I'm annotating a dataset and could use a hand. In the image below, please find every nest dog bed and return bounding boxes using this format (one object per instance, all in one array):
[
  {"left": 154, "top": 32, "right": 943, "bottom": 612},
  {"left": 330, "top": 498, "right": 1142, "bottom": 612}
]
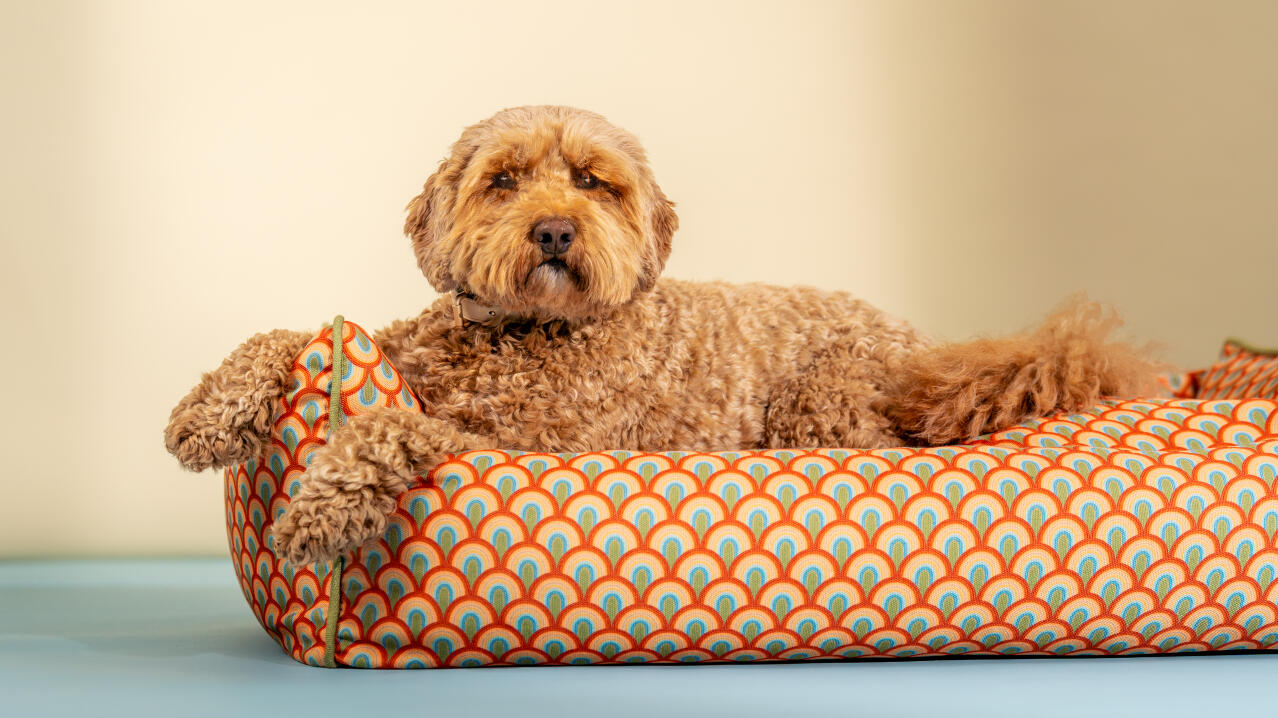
[{"left": 225, "top": 319, "right": 1278, "bottom": 667}]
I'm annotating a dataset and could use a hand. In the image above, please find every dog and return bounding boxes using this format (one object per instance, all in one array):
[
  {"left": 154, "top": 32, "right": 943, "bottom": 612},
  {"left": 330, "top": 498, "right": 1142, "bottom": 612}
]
[{"left": 165, "top": 105, "right": 1156, "bottom": 565}]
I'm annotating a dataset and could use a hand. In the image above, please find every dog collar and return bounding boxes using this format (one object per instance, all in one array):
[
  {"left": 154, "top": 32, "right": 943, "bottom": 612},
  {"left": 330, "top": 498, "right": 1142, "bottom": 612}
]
[{"left": 453, "top": 288, "right": 509, "bottom": 328}]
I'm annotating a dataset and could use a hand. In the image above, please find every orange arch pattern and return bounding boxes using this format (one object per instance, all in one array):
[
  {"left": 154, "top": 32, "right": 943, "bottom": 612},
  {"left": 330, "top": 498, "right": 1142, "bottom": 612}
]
[
  {"left": 226, "top": 321, "right": 1278, "bottom": 667},
  {"left": 1197, "top": 341, "right": 1278, "bottom": 400}
]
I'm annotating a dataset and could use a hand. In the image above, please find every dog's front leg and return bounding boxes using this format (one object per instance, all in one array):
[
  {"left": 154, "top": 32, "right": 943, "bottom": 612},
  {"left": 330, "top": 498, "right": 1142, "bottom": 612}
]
[
  {"left": 165, "top": 329, "right": 313, "bottom": 471},
  {"left": 270, "top": 407, "right": 491, "bottom": 565}
]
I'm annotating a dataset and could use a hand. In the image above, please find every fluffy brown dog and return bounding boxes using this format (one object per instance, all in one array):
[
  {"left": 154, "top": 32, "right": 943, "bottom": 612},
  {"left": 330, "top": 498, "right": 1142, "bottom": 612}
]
[{"left": 165, "top": 106, "right": 1156, "bottom": 565}]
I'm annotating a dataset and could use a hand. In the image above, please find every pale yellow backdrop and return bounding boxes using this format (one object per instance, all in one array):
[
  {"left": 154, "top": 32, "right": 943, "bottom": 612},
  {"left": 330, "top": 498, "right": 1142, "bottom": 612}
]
[{"left": 3, "top": 1, "right": 1275, "bottom": 557}]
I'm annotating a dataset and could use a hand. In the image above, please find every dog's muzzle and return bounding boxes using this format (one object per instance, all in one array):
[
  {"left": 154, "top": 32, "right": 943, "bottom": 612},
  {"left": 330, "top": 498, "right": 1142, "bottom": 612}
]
[{"left": 531, "top": 217, "right": 576, "bottom": 257}]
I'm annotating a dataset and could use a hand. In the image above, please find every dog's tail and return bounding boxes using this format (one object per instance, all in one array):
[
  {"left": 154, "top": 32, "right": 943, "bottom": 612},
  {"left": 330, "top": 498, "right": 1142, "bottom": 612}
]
[{"left": 882, "top": 297, "right": 1161, "bottom": 446}]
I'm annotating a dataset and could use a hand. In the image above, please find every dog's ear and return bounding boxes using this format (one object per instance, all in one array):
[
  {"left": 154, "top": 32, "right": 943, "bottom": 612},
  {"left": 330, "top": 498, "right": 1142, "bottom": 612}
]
[
  {"left": 405, "top": 149, "right": 472, "bottom": 292},
  {"left": 638, "top": 184, "right": 677, "bottom": 293}
]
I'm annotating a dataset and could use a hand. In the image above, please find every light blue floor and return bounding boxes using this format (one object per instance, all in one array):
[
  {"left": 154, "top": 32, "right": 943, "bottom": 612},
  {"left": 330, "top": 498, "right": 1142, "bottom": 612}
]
[{"left": 1, "top": 559, "right": 1275, "bottom": 718}]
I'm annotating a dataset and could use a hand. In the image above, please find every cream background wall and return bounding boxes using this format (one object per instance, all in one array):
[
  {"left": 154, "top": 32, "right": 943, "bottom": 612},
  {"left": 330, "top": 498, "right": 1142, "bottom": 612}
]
[{"left": 3, "top": 0, "right": 1275, "bottom": 557}]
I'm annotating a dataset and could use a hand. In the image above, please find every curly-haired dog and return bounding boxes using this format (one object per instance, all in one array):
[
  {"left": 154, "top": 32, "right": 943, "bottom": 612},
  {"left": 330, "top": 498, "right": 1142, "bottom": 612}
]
[{"left": 165, "top": 106, "right": 1157, "bottom": 565}]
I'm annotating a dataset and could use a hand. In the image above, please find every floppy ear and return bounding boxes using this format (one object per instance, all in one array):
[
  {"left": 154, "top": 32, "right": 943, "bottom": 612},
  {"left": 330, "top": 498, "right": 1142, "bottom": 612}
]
[
  {"left": 404, "top": 149, "right": 472, "bottom": 292},
  {"left": 637, "top": 184, "right": 677, "bottom": 293},
  {"left": 404, "top": 170, "right": 457, "bottom": 292}
]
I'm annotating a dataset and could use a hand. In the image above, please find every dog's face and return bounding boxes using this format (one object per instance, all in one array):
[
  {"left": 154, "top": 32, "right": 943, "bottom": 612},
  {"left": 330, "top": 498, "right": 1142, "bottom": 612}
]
[{"left": 405, "top": 106, "right": 678, "bottom": 321}]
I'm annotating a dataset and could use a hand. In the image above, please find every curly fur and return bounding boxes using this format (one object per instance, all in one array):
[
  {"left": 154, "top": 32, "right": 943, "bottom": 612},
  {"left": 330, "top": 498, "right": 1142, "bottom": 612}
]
[
  {"left": 271, "top": 409, "right": 491, "bottom": 563},
  {"left": 164, "top": 106, "right": 1158, "bottom": 564},
  {"left": 165, "top": 328, "right": 312, "bottom": 471},
  {"left": 882, "top": 297, "right": 1160, "bottom": 445}
]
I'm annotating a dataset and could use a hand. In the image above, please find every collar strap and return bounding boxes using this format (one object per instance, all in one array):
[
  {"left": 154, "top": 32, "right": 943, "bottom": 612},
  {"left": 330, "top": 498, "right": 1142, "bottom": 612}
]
[{"left": 453, "top": 288, "right": 509, "bottom": 328}]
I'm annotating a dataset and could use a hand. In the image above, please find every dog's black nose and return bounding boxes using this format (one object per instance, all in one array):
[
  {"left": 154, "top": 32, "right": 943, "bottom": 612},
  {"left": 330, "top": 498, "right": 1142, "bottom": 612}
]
[{"left": 532, "top": 217, "right": 575, "bottom": 256}]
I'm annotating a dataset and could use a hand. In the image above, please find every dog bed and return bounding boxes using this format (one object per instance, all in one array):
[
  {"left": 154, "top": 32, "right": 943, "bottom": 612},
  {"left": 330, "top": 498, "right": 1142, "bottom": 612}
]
[{"left": 225, "top": 318, "right": 1278, "bottom": 668}]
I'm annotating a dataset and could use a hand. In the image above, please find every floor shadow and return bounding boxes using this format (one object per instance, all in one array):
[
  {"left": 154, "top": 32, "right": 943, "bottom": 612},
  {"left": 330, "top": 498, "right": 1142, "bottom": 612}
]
[{"left": 2, "top": 584, "right": 295, "bottom": 666}]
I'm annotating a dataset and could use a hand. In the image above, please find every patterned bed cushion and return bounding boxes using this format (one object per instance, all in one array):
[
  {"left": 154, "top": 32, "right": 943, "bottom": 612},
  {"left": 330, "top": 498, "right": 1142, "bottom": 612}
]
[
  {"left": 1196, "top": 340, "right": 1278, "bottom": 400},
  {"left": 1156, "top": 371, "right": 1201, "bottom": 399},
  {"left": 225, "top": 318, "right": 1278, "bottom": 668}
]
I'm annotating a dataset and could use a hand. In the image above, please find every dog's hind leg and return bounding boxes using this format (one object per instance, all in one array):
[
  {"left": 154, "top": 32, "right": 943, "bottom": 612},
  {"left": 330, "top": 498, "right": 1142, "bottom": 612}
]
[
  {"left": 763, "top": 345, "right": 907, "bottom": 450},
  {"left": 881, "top": 298, "right": 1160, "bottom": 446}
]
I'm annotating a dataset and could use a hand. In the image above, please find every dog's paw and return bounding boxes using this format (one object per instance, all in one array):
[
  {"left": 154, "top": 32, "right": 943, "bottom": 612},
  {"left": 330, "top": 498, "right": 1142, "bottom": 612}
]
[
  {"left": 164, "top": 406, "right": 263, "bottom": 472},
  {"left": 270, "top": 448, "right": 393, "bottom": 565},
  {"left": 165, "top": 329, "right": 310, "bottom": 472},
  {"left": 271, "top": 493, "right": 389, "bottom": 565}
]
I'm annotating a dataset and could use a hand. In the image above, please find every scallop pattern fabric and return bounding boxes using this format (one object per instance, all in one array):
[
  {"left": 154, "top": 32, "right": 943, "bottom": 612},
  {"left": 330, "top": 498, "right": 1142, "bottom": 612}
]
[
  {"left": 226, "top": 320, "right": 1278, "bottom": 668},
  {"left": 1157, "top": 371, "right": 1201, "bottom": 400},
  {"left": 1197, "top": 341, "right": 1278, "bottom": 400}
]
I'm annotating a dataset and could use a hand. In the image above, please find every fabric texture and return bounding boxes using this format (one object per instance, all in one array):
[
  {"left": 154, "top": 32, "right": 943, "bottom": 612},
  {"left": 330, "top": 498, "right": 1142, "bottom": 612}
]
[
  {"left": 225, "top": 320, "right": 1278, "bottom": 668},
  {"left": 1157, "top": 371, "right": 1202, "bottom": 399},
  {"left": 320, "top": 315, "right": 348, "bottom": 667},
  {"left": 1196, "top": 340, "right": 1278, "bottom": 400}
]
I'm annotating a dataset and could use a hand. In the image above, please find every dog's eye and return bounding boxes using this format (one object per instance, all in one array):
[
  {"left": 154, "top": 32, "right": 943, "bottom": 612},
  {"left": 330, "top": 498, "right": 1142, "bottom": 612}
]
[
  {"left": 490, "top": 172, "right": 517, "bottom": 190},
  {"left": 573, "top": 169, "right": 599, "bottom": 190}
]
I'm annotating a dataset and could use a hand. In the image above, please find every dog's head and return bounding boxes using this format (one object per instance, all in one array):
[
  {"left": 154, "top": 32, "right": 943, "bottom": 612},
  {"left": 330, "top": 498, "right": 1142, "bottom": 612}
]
[{"left": 405, "top": 106, "right": 677, "bottom": 321}]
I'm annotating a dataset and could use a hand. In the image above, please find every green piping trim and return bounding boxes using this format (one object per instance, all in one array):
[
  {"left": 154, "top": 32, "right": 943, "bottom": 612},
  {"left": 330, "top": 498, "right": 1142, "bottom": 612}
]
[
  {"left": 1223, "top": 337, "right": 1278, "bottom": 357},
  {"left": 321, "top": 315, "right": 347, "bottom": 669},
  {"left": 322, "top": 556, "right": 344, "bottom": 668},
  {"left": 328, "top": 315, "right": 348, "bottom": 431}
]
